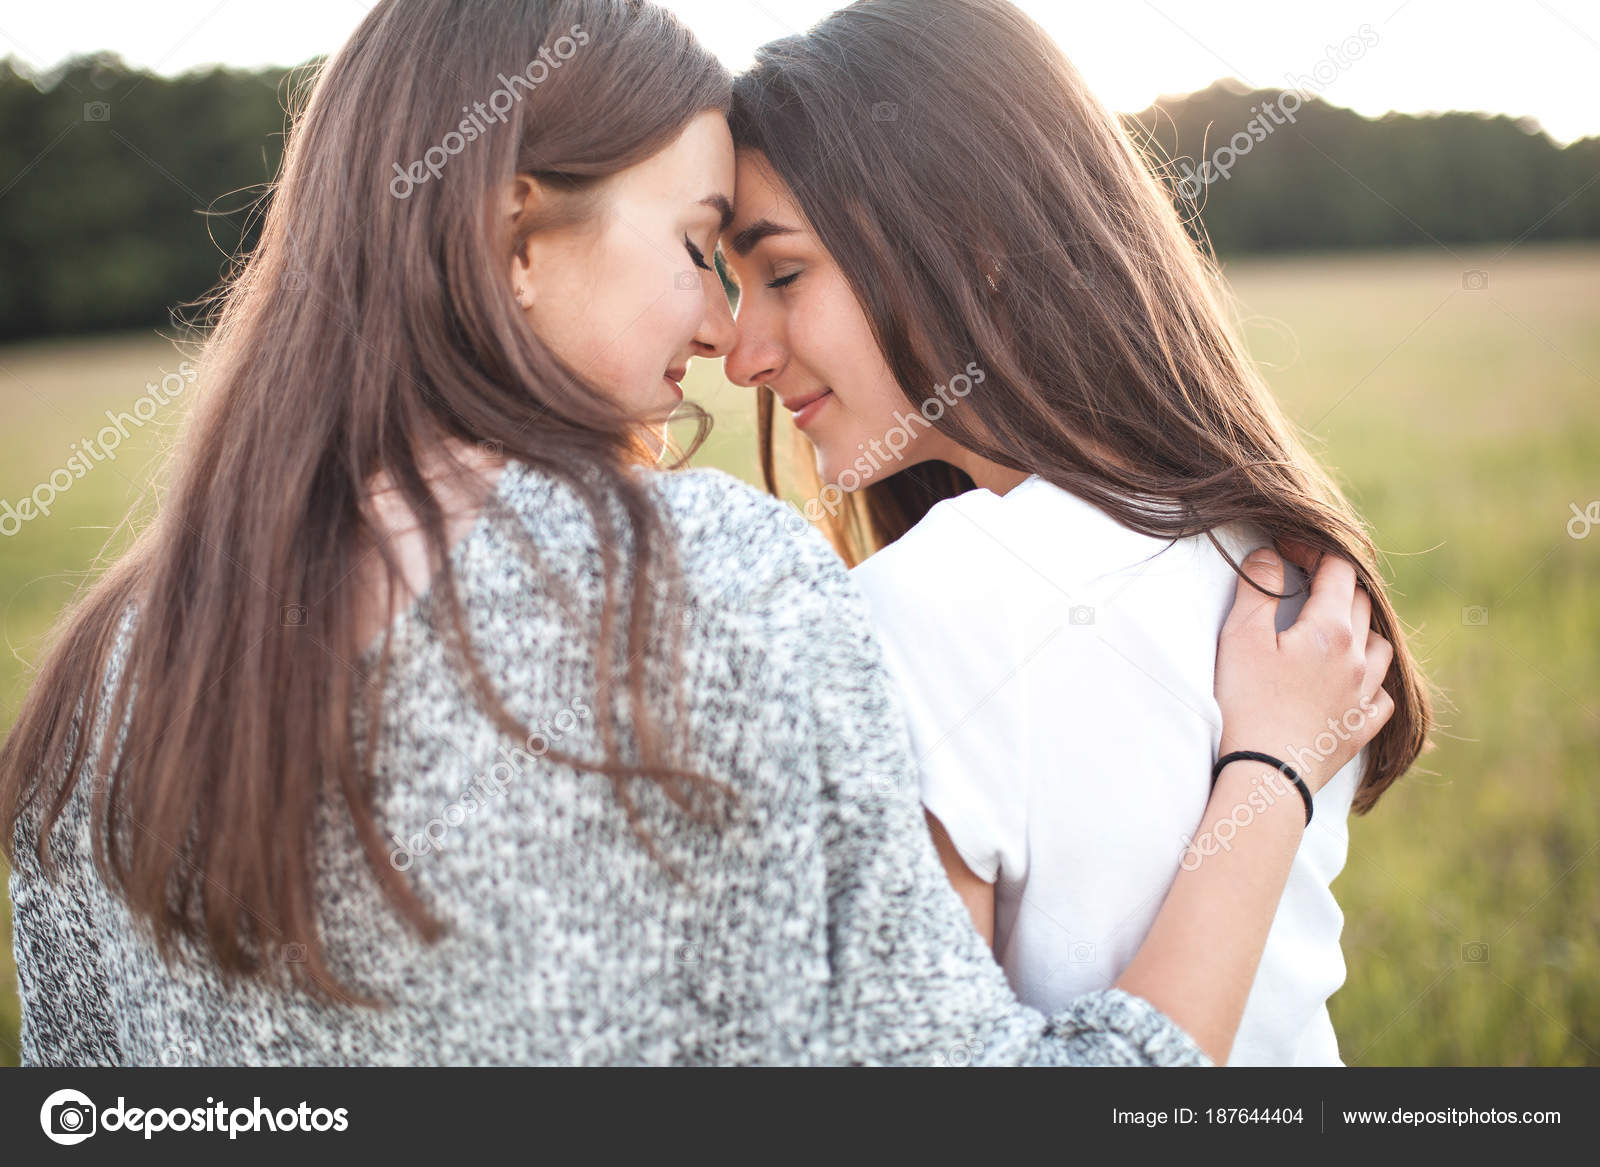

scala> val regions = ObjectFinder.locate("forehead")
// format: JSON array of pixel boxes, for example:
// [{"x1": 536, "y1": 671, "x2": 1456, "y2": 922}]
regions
[
  {"x1": 619, "y1": 111, "x2": 734, "y2": 199},
  {"x1": 729, "y1": 150, "x2": 802, "y2": 232}
]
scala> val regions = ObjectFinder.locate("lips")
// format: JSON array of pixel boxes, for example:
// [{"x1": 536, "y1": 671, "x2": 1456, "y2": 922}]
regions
[
  {"x1": 782, "y1": 387, "x2": 834, "y2": 429},
  {"x1": 663, "y1": 366, "x2": 687, "y2": 401}
]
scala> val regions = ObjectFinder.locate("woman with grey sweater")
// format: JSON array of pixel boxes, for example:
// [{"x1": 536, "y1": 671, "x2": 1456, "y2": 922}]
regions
[{"x1": 4, "y1": 0, "x2": 1394, "y2": 1067}]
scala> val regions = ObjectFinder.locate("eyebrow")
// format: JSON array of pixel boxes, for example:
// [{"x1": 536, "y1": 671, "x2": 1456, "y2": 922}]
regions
[
  {"x1": 700, "y1": 194, "x2": 735, "y2": 232},
  {"x1": 728, "y1": 218, "x2": 799, "y2": 257}
]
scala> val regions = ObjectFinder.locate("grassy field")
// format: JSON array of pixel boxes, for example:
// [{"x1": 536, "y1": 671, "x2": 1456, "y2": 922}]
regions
[{"x1": 1, "y1": 242, "x2": 1596, "y2": 1066}]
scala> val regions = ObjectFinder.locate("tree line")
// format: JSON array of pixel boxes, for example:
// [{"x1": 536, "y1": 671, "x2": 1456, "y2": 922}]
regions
[
  {"x1": 1, "y1": 56, "x2": 1596, "y2": 343},
  {"x1": 1124, "y1": 79, "x2": 1600, "y2": 256}
]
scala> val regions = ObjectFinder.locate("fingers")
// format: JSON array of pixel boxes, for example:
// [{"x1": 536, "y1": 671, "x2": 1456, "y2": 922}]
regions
[
  {"x1": 1365, "y1": 685, "x2": 1396, "y2": 735},
  {"x1": 1362, "y1": 634, "x2": 1396, "y2": 732},
  {"x1": 1299, "y1": 554, "x2": 1358, "y2": 650},
  {"x1": 1273, "y1": 537, "x2": 1321, "y2": 576},
  {"x1": 1226, "y1": 547, "x2": 1286, "y2": 642},
  {"x1": 1350, "y1": 579, "x2": 1372, "y2": 655},
  {"x1": 1365, "y1": 632, "x2": 1394, "y2": 694}
]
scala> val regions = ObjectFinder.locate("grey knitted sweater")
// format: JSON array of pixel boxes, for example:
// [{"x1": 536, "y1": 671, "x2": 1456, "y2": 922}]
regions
[{"x1": 10, "y1": 461, "x2": 1209, "y2": 1067}]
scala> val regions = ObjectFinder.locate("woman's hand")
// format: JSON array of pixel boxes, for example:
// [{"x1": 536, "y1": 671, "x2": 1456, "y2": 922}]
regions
[{"x1": 1214, "y1": 548, "x2": 1395, "y2": 792}]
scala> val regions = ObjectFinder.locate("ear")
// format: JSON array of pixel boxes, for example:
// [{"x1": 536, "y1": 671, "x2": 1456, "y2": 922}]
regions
[{"x1": 504, "y1": 174, "x2": 545, "y2": 300}]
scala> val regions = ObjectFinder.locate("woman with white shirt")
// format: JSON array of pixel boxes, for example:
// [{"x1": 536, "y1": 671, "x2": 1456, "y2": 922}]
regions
[
  {"x1": 850, "y1": 479, "x2": 1360, "y2": 1064},
  {"x1": 722, "y1": 0, "x2": 1432, "y2": 1064}
]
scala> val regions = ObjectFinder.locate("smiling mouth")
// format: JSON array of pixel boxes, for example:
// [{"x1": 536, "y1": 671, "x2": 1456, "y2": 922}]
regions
[{"x1": 783, "y1": 388, "x2": 834, "y2": 429}]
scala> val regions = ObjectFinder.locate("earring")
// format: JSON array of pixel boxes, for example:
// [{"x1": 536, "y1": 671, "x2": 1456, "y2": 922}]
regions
[{"x1": 515, "y1": 287, "x2": 530, "y2": 309}]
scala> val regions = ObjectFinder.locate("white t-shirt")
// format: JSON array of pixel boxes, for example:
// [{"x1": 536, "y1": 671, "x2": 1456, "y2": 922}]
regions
[{"x1": 851, "y1": 475, "x2": 1362, "y2": 1066}]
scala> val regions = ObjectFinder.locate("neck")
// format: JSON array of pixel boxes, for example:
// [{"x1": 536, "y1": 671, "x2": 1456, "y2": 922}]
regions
[{"x1": 947, "y1": 451, "x2": 1032, "y2": 497}]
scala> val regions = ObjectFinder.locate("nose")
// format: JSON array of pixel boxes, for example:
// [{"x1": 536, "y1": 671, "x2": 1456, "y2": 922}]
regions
[
  {"x1": 724, "y1": 301, "x2": 784, "y2": 388},
  {"x1": 691, "y1": 270, "x2": 737, "y2": 359}
]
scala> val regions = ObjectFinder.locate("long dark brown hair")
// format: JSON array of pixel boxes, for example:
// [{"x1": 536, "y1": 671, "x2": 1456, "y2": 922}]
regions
[
  {"x1": 731, "y1": 0, "x2": 1430, "y2": 812},
  {"x1": 0, "y1": 0, "x2": 731, "y2": 1002}
]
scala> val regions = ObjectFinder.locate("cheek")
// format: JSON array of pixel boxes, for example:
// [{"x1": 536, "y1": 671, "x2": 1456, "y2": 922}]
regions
[
  {"x1": 792, "y1": 280, "x2": 923, "y2": 483},
  {"x1": 579, "y1": 238, "x2": 698, "y2": 404}
]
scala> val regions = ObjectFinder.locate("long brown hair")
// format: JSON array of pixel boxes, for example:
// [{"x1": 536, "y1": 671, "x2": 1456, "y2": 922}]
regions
[
  {"x1": 731, "y1": 0, "x2": 1430, "y2": 812},
  {"x1": 0, "y1": 0, "x2": 731, "y2": 1002}
]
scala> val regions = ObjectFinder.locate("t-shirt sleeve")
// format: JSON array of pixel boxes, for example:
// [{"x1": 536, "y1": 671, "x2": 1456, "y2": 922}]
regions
[{"x1": 851, "y1": 532, "x2": 1027, "y2": 886}]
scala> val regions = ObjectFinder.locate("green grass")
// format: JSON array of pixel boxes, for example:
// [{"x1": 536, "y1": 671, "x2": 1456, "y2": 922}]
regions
[{"x1": 2, "y1": 242, "x2": 1596, "y2": 1066}]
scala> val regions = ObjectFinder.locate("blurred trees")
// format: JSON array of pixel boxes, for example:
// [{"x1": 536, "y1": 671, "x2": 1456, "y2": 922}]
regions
[
  {"x1": 0, "y1": 58, "x2": 1596, "y2": 343},
  {"x1": 1125, "y1": 79, "x2": 1600, "y2": 256},
  {"x1": 0, "y1": 53, "x2": 297, "y2": 342}
]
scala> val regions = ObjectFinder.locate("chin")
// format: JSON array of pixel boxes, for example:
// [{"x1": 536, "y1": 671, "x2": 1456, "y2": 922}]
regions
[
  {"x1": 626, "y1": 391, "x2": 680, "y2": 441},
  {"x1": 813, "y1": 427, "x2": 880, "y2": 490},
  {"x1": 812, "y1": 446, "x2": 844, "y2": 489}
]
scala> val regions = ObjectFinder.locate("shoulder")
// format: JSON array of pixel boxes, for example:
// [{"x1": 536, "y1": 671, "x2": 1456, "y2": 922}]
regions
[
  {"x1": 495, "y1": 461, "x2": 833, "y2": 564},
  {"x1": 648, "y1": 466, "x2": 808, "y2": 548},
  {"x1": 647, "y1": 467, "x2": 856, "y2": 611},
  {"x1": 847, "y1": 488, "x2": 1045, "y2": 728},
  {"x1": 849, "y1": 478, "x2": 1263, "y2": 714},
  {"x1": 487, "y1": 460, "x2": 861, "y2": 635},
  {"x1": 851, "y1": 477, "x2": 1122, "y2": 636},
  {"x1": 850, "y1": 484, "x2": 1015, "y2": 610}
]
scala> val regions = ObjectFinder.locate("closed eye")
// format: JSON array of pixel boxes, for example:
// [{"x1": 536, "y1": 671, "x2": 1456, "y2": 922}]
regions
[
  {"x1": 684, "y1": 236, "x2": 714, "y2": 271},
  {"x1": 766, "y1": 271, "x2": 800, "y2": 290}
]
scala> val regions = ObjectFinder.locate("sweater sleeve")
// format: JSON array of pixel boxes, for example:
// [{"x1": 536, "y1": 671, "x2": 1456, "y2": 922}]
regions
[
  {"x1": 9, "y1": 777, "x2": 125, "y2": 1067},
  {"x1": 802, "y1": 544, "x2": 1209, "y2": 1067}
]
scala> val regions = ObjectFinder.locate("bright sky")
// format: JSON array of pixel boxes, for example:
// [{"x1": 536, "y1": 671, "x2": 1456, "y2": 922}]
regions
[{"x1": 2, "y1": 0, "x2": 1596, "y2": 144}]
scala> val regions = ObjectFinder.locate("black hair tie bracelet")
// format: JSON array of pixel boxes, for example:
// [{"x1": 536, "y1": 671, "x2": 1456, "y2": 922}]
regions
[{"x1": 1211, "y1": 751, "x2": 1314, "y2": 827}]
